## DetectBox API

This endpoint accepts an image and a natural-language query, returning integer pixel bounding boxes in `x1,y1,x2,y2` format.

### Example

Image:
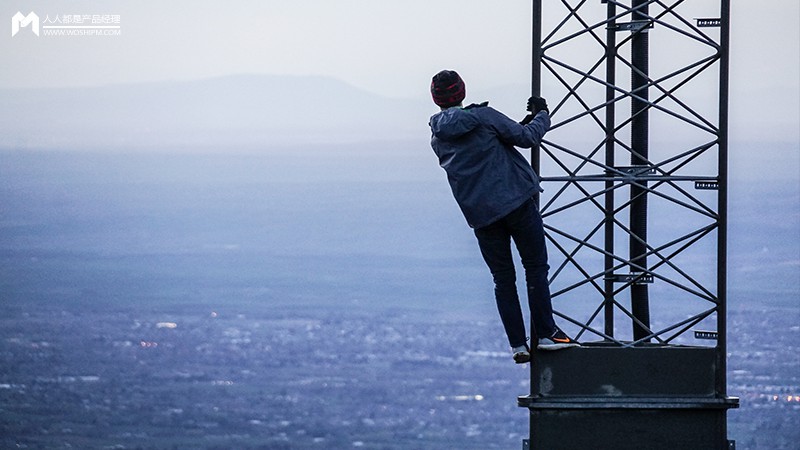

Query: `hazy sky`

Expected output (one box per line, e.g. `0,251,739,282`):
2,1,798,145
1,1,796,94
2,0,538,96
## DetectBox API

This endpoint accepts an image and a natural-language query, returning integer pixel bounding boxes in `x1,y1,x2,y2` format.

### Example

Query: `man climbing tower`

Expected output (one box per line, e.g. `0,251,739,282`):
428,70,579,364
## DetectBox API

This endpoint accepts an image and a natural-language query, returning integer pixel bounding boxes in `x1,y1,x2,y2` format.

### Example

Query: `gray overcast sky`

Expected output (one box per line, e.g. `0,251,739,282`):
2,0,538,96
2,1,798,143
1,1,796,92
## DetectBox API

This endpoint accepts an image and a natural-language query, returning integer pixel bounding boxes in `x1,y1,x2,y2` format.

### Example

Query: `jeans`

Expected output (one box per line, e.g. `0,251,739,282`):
474,198,556,347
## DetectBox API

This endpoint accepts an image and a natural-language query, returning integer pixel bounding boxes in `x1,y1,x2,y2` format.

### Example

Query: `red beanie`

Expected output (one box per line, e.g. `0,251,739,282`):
431,70,466,108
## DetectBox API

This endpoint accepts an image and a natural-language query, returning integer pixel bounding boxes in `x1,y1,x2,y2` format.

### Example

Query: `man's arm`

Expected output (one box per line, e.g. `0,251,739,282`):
486,107,551,149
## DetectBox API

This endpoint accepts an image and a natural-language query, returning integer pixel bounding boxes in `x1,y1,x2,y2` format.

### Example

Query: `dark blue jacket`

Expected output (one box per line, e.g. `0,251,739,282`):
429,103,550,229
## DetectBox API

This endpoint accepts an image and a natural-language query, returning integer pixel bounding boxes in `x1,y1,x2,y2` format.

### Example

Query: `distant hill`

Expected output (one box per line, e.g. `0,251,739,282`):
0,75,434,150
3,73,789,182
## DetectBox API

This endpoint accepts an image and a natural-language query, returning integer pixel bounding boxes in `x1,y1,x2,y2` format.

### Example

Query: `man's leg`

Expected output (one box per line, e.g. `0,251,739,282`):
507,199,557,340
474,221,528,348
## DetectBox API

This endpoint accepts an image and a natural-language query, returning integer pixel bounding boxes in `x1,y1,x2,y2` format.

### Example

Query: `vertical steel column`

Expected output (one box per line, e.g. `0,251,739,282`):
629,0,651,341
531,0,543,207
716,0,731,400
604,0,617,339
531,0,542,99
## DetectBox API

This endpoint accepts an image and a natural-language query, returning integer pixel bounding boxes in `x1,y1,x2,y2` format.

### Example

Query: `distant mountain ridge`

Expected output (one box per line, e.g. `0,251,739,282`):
0,74,433,149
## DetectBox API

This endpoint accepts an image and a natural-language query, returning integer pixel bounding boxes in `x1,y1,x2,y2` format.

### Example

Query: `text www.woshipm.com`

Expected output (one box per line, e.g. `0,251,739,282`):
42,29,121,36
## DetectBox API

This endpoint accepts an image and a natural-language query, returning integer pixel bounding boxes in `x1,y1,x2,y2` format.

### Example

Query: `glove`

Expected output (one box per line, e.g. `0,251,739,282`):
526,96,549,115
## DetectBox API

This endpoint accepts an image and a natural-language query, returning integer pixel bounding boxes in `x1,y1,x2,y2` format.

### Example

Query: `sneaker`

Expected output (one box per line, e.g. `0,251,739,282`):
537,329,580,351
511,344,531,364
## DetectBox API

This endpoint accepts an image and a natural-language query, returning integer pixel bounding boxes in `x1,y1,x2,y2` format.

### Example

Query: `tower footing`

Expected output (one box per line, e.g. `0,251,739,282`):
518,344,738,450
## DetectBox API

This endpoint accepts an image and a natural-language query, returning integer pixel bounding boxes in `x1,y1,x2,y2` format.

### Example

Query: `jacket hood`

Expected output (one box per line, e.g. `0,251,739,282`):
429,107,481,141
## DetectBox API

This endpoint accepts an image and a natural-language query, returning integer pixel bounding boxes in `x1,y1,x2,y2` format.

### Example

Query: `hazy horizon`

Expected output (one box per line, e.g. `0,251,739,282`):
2,1,798,143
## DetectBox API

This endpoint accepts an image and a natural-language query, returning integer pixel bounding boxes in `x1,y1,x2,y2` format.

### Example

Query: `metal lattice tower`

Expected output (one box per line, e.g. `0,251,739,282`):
520,1,738,448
